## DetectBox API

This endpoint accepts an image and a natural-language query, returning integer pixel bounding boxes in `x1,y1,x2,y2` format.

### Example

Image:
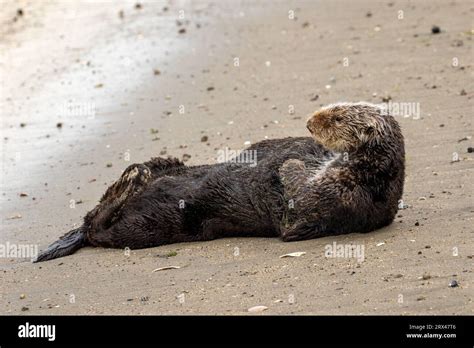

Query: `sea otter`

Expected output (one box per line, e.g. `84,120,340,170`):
35,102,405,262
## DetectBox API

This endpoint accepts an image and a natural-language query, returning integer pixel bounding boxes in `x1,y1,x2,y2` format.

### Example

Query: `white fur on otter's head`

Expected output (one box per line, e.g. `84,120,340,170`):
306,102,401,153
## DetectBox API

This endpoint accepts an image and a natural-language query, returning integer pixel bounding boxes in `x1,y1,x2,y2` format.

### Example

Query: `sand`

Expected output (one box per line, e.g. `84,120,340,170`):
0,0,472,315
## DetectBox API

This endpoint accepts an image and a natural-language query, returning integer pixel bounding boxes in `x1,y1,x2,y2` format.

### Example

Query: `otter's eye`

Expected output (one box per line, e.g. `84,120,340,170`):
334,115,343,122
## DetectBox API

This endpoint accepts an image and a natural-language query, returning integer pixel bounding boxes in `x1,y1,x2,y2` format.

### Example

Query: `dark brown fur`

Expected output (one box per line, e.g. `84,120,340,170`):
35,102,405,262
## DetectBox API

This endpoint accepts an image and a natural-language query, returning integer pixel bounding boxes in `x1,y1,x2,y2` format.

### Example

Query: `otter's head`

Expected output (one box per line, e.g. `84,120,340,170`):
306,102,397,152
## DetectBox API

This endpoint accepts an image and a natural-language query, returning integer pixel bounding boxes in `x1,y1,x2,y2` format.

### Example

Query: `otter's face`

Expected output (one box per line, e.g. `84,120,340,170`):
306,103,382,152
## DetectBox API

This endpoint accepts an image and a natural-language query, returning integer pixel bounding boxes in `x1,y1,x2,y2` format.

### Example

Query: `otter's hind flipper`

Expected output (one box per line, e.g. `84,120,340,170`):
34,227,88,263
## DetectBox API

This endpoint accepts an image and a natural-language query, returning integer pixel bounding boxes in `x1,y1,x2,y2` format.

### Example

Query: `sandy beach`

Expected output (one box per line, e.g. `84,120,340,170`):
1,0,473,314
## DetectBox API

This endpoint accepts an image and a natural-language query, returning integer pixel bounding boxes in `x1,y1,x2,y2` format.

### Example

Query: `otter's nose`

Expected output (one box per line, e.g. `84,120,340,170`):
306,117,313,133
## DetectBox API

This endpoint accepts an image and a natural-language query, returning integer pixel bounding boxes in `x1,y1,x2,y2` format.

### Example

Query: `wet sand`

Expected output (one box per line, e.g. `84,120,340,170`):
1,0,473,314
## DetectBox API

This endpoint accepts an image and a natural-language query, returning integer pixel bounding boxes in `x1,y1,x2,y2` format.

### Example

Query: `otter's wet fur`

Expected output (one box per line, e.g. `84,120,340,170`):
35,102,405,262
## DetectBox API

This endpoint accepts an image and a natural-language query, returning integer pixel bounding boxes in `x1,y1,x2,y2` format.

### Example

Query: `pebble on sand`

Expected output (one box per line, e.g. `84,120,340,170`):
431,25,441,34
449,280,459,288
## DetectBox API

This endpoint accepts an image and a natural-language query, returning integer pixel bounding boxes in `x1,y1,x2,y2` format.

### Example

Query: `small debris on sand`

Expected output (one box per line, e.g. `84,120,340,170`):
152,266,181,272
310,94,319,101
279,252,306,258
8,214,22,220
248,305,268,313
421,274,431,280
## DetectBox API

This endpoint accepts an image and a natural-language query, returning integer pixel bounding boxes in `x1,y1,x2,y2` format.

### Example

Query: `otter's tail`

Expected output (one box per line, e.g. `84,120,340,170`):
34,226,88,263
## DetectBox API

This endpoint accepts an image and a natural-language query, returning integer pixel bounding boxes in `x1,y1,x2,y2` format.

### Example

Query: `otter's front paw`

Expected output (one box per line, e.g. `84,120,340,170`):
278,159,307,192
281,159,306,171
281,221,321,242
279,159,306,178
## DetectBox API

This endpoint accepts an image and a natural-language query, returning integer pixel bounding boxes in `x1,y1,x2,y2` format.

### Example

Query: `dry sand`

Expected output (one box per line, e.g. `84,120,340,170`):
0,0,473,314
